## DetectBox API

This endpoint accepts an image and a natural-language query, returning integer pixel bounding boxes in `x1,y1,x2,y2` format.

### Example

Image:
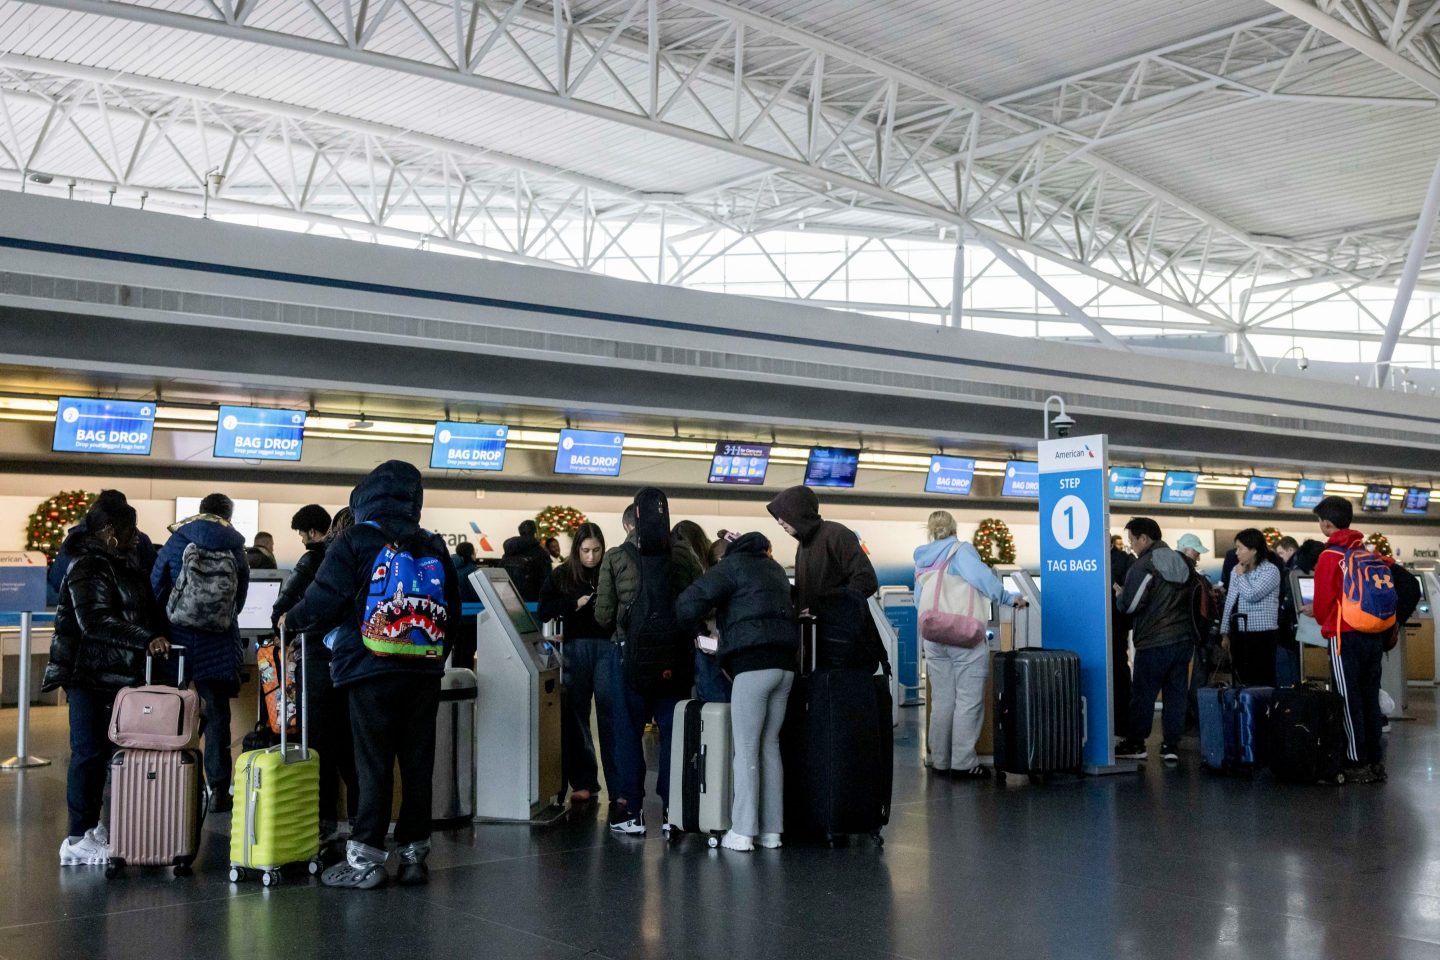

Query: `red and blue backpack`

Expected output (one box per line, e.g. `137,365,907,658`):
359,523,449,658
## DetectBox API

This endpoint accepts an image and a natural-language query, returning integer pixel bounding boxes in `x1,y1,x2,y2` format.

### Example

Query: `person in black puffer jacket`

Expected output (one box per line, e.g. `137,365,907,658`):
271,503,356,843
43,502,169,867
500,521,552,603
676,531,797,852
283,461,460,890
538,522,612,806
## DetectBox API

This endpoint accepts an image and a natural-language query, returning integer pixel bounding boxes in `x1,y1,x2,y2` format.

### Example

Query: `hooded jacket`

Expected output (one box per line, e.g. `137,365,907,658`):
1312,528,1394,640
284,461,461,688
1117,540,1195,650
676,532,797,676
593,533,703,643
43,533,162,692
500,534,552,603
48,528,156,607
767,486,882,670
272,539,329,658
152,513,249,685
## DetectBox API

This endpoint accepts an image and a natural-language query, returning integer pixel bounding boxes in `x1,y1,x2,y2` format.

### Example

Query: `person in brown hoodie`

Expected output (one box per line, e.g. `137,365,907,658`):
766,486,883,672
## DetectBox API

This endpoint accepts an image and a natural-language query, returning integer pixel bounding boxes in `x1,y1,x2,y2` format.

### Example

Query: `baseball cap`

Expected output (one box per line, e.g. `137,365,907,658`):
1175,533,1209,555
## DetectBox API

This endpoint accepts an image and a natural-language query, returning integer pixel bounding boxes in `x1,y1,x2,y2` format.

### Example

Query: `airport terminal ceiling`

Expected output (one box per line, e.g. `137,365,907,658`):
4,0,1440,377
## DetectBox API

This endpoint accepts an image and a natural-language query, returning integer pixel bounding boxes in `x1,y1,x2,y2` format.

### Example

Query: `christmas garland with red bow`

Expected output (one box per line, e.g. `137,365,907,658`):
535,505,588,542
973,517,1016,567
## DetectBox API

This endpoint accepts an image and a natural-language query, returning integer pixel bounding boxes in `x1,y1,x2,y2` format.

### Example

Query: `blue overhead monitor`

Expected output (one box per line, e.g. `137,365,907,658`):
803,447,860,488
1292,479,1326,511
1001,461,1039,498
709,441,770,486
1362,484,1392,512
53,396,155,456
554,429,624,477
1404,487,1431,515
1243,477,1279,509
431,422,508,471
1108,467,1146,502
925,456,976,495
213,406,306,462
1160,471,1198,505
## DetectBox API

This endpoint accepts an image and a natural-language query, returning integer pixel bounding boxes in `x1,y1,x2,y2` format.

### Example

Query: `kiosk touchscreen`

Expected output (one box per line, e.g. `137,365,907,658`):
239,570,286,643
470,567,564,823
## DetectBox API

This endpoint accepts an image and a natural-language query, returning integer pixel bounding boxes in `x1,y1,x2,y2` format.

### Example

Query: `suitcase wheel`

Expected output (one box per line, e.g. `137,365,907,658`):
229,866,248,883
995,772,1007,785
104,860,124,880
261,869,282,888
1028,773,1047,786
1333,771,1347,785
308,858,323,876
706,835,719,849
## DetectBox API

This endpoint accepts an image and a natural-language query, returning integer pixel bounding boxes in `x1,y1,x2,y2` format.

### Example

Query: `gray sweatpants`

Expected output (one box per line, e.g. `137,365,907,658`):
729,668,794,838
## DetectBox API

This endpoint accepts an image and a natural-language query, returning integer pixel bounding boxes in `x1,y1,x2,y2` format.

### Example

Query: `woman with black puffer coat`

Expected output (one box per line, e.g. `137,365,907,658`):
43,502,170,868
676,532,797,853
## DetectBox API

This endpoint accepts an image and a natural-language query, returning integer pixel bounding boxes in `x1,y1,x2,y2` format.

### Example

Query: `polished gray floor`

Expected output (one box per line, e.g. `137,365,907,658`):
3,691,1440,960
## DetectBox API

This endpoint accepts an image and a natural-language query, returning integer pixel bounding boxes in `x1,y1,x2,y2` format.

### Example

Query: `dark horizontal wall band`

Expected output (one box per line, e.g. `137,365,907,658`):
4,235,1438,431
3,306,1436,473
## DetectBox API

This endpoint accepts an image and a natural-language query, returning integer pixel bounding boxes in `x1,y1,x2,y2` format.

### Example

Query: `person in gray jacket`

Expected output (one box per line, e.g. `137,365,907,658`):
1114,517,1198,764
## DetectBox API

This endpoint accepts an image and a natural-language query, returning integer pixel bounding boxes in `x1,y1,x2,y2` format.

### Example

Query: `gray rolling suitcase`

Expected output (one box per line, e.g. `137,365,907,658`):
664,700,732,846
434,666,477,821
992,648,1083,784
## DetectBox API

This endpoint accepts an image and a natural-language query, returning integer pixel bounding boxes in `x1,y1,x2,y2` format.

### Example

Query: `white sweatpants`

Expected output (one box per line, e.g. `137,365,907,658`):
924,640,989,771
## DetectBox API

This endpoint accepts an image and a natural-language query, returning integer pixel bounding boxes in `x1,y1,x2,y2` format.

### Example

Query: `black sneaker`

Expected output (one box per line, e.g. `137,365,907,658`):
609,807,645,836
1342,765,1377,784
1115,739,1147,760
1160,744,1180,763
209,790,233,814
1370,763,1388,783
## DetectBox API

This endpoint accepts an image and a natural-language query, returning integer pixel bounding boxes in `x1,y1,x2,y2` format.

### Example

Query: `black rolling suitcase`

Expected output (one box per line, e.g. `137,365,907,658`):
992,648,1083,784
782,617,893,846
1267,684,1347,784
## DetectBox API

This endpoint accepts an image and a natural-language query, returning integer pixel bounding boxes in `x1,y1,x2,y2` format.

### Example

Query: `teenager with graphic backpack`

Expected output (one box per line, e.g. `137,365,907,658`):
282,461,460,888
1307,496,1397,784
593,488,703,836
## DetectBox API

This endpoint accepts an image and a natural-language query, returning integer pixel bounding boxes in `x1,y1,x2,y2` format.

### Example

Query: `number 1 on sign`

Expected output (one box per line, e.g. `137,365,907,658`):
1064,505,1075,541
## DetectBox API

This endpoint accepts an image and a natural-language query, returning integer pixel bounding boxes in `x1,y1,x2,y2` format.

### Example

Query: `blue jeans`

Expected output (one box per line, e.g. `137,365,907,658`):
66,687,117,838
195,680,233,793
1275,642,1301,689
694,651,732,703
561,637,615,797
1128,641,1191,746
600,643,678,811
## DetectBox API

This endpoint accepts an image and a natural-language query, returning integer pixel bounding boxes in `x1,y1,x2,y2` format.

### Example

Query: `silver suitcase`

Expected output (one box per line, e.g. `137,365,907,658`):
664,700,732,846
434,666,477,821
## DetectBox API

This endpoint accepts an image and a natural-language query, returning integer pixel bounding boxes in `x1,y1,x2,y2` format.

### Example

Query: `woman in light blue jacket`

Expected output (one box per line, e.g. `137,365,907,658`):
914,511,1025,779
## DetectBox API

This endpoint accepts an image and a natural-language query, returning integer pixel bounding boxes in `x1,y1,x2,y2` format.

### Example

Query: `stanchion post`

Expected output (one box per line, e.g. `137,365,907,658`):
2,610,50,770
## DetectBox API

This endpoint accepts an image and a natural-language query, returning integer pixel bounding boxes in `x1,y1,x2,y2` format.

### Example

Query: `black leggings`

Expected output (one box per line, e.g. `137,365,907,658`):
1231,629,1281,688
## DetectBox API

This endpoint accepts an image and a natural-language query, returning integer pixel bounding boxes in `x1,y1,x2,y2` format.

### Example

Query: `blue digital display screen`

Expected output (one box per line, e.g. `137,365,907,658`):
53,396,155,456
1001,461,1039,498
1293,479,1326,510
1404,488,1431,515
554,429,624,477
709,442,770,485
431,422,508,471
1243,477,1279,509
1363,484,1392,512
1160,472,1198,505
1108,467,1146,502
925,456,975,495
804,447,860,488
213,406,306,462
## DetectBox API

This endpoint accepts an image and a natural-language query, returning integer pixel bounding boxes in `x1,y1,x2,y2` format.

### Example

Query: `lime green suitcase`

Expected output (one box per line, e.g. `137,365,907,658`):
229,629,321,886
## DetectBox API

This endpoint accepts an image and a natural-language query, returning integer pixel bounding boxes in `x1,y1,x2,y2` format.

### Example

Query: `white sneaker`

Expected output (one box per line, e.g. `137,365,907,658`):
59,831,110,866
757,833,783,849
89,824,109,846
720,830,754,852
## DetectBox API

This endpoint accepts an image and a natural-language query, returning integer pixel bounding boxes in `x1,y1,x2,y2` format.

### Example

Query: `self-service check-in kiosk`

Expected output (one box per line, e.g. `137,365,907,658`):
1292,572,1409,718
470,568,564,823
878,586,921,706
1404,568,1436,684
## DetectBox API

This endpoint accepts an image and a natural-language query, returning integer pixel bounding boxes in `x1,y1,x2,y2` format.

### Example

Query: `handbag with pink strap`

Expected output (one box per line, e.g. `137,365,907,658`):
917,548,987,648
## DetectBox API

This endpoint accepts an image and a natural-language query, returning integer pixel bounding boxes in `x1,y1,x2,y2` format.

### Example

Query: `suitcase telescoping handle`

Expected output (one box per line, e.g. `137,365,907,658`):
277,624,309,762
145,645,187,687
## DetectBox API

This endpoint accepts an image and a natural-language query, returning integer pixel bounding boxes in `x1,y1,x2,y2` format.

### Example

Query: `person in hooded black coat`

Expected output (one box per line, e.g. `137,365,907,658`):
44,502,169,866
283,461,460,891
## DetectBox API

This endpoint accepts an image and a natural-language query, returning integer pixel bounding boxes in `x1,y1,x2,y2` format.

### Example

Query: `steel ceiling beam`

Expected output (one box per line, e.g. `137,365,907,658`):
1262,0,1440,95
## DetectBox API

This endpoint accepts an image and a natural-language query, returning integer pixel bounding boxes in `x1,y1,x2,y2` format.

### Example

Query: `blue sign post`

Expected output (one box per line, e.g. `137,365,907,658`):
0,552,50,770
1039,435,1126,774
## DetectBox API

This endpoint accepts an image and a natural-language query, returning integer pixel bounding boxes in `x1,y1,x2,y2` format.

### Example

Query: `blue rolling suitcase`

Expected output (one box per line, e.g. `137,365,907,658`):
1198,685,1273,772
